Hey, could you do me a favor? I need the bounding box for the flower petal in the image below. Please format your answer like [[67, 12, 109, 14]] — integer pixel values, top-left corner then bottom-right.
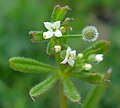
[[61, 57, 68, 64], [53, 21, 60, 29], [43, 31, 53, 39], [54, 30, 62, 37], [68, 59, 75, 66], [66, 47, 71, 56], [44, 22, 53, 30], [69, 50, 76, 59]]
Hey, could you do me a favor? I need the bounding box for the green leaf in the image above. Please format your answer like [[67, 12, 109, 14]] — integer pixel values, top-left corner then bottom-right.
[[82, 68, 111, 108], [29, 31, 44, 43], [51, 5, 70, 22], [9, 57, 57, 73], [83, 40, 110, 57], [77, 72, 104, 84], [63, 78, 81, 103], [29, 75, 58, 98]]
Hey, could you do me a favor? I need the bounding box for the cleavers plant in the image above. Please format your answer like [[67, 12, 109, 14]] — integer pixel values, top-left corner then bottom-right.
[[9, 5, 110, 108]]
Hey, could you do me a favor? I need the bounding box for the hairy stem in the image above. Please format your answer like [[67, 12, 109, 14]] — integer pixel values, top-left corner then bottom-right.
[[55, 53, 67, 108], [59, 79, 67, 108], [54, 36, 67, 108]]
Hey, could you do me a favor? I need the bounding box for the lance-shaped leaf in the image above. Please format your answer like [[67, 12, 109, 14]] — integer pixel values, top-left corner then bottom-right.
[[29, 75, 58, 98], [51, 5, 70, 22], [9, 57, 57, 73], [83, 40, 110, 57], [63, 78, 81, 103], [83, 68, 112, 108], [77, 72, 104, 84], [29, 31, 44, 43]]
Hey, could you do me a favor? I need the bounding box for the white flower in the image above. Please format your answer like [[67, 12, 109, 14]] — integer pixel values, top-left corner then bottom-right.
[[84, 64, 92, 71], [43, 21, 62, 39], [82, 26, 99, 42], [95, 54, 103, 63], [54, 45, 61, 53], [61, 47, 76, 66]]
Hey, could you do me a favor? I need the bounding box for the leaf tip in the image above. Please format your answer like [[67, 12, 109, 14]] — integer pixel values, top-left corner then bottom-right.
[[54, 5, 71, 10], [77, 101, 83, 105], [65, 5, 71, 10], [30, 93, 36, 101], [9, 57, 15, 66]]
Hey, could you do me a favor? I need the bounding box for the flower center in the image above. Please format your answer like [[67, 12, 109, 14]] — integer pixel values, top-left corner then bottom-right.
[[52, 27, 56, 32], [84, 29, 96, 39], [68, 53, 74, 59]]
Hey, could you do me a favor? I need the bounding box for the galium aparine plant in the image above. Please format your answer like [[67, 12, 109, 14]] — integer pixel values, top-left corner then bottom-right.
[[9, 5, 110, 108]]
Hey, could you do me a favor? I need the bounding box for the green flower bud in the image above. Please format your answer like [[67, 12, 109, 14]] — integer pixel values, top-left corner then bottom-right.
[[78, 53, 83, 58], [88, 54, 96, 63], [60, 50, 66, 59], [75, 53, 83, 64]]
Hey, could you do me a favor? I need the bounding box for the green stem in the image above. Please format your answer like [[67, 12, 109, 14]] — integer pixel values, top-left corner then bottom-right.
[[55, 52, 67, 108], [60, 79, 67, 108], [55, 53, 67, 108], [62, 34, 82, 38], [54, 35, 69, 108]]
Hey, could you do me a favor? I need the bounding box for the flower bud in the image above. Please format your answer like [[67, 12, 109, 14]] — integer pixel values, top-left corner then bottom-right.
[[88, 54, 96, 63], [78, 53, 83, 58], [76, 53, 83, 63], [60, 27, 66, 33], [60, 50, 66, 59], [54, 45, 61, 53], [82, 26, 99, 42], [83, 64, 92, 71], [29, 31, 44, 43], [95, 54, 103, 63], [88, 54, 104, 63]]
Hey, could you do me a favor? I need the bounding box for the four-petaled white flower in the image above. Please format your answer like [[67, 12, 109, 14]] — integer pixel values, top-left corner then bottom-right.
[[61, 47, 76, 66], [95, 54, 103, 63], [43, 21, 62, 39]]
